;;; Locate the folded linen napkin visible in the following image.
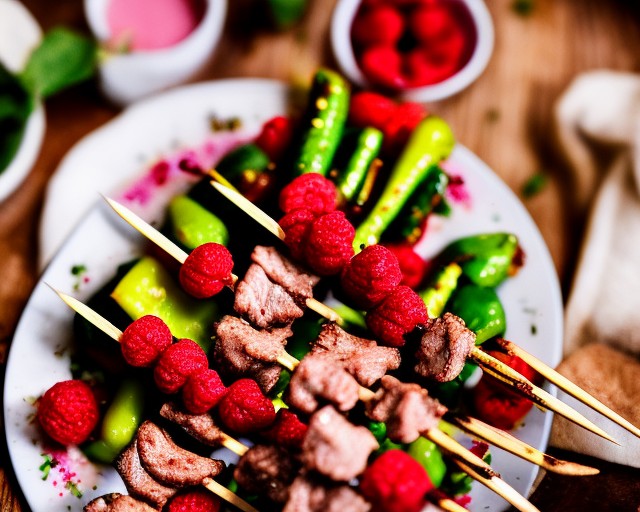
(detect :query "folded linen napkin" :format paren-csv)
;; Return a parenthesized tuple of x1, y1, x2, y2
(550, 70, 640, 465)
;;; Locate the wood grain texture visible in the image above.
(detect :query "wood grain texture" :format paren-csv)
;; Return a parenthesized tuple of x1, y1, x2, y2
(3, 0, 640, 510)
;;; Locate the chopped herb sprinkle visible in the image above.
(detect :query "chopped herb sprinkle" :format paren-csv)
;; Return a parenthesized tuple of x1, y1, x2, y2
(522, 173, 547, 198)
(39, 454, 53, 481)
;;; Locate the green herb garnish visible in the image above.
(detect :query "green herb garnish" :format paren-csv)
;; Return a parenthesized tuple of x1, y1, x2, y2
(522, 172, 547, 198)
(39, 453, 53, 481)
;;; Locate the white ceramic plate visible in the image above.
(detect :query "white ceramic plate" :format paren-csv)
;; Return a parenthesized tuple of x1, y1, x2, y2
(5, 79, 562, 512)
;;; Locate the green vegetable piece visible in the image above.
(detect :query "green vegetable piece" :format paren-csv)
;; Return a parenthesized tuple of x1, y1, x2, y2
(168, 195, 229, 250)
(330, 303, 367, 330)
(111, 256, 217, 351)
(407, 437, 447, 487)
(83, 439, 119, 464)
(336, 127, 383, 202)
(367, 421, 387, 444)
(420, 263, 463, 319)
(447, 284, 506, 344)
(272, 396, 288, 412)
(267, 0, 308, 29)
(432, 361, 479, 407)
(353, 116, 455, 249)
(440, 233, 519, 288)
(216, 143, 270, 184)
(287, 313, 324, 360)
(522, 172, 547, 198)
(102, 378, 145, 454)
(295, 68, 350, 176)
(20, 27, 98, 98)
(0, 63, 33, 174)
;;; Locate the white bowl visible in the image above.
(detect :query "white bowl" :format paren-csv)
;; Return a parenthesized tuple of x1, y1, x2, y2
(84, 0, 227, 106)
(331, 0, 494, 102)
(0, 0, 45, 202)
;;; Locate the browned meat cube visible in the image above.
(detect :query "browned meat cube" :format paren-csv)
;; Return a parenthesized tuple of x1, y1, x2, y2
(234, 263, 304, 328)
(251, 245, 320, 303)
(414, 312, 476, 382)
(288, 353, 360, 414)
(234, 444, 299, 503)
(115, 440, 176, 509)
(213, 315, 292, 393)
(136, 421, 224, 488)
(365, 375, 447, 444)
(283, 476, 371, 512)
(84, 493, 159, 512)
(301, 406, 378, 481)
(160, 402, 226, 447)
(312, 323, 401, 386)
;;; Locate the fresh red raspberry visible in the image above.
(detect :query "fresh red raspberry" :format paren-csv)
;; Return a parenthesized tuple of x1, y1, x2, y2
(37, 380, 99, 446)
(179, 242, 234, 299)
(304, 211, 355, 276)
(182, 368, 227, 414)
(359, 45, 408, 91)
(261, 409, 308, 450)
(351, 5, 405, 47)
(278, 208, 316, 261)
(279, 173, 338, 216)
(168, 488, 221, 512)
(383, 243, 427, 289)
(120, 315, 173, 367)
(366, 285, 428, 347)
(471, 350, 538, 430)
(382, 100, 428, 153)
(348, 91, 397, 131)
(217, 379, 276, 434)
(359, 450, 433, 512)
(255, 116, 293, 162)
(154, 339, 209, 394)
(410, 3, 456, 44)
(340, 244, 402, 309)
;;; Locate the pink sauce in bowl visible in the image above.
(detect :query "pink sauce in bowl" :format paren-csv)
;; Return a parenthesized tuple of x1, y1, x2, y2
(106, 0, 205, 51)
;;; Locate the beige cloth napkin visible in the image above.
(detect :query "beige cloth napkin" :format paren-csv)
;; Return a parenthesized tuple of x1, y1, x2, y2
(550, 70, 640, 466)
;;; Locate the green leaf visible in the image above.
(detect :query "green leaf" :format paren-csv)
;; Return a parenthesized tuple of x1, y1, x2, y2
(522, 172, 547, 198)
(20, 27, 98, 98)
(0, 62, 33, 174)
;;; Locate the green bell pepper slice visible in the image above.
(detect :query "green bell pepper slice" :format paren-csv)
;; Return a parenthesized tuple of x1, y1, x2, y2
(446, 284, 506, 344)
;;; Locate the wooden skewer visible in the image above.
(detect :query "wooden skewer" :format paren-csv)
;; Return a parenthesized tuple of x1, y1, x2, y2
(469, 348, 618, 445)
(54, 289, 467, 512)
(496, 338, 640, 440)
(104, 197, 342, 325)
(208, 180, 623, 445)
(445, 413, 599, 476)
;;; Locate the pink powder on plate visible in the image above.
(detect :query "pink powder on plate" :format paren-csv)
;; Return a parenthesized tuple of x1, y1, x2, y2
(107, 0, 205, 51)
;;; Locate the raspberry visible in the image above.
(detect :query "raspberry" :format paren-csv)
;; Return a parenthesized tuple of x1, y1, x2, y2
(348, 91, 397, 131)
(366, 285, 428, 347)
(340, 244, 402, 309)
(383, 243, 426, 289)
(351, 5, 405, 48)
(182, 368, 227, 414)
(304, 211, 355, 276)
(218, 379, 276, 434)
(120, 315, 173, 367)
(168, 488, 221, 512)
(359, 45, 408, 91)
(359, 450, 433, 512)
(382, 101, 428, 153)
(261, 409, 308, 450)
(154, 339, 209, 394)
(179, 243, 234, 299)
(410, 4, 456, 44)
(279, 173, 338, 216)
(37, 380, 99, 446)
(255, 116, 293, 162)
(279, 208, 316, 261)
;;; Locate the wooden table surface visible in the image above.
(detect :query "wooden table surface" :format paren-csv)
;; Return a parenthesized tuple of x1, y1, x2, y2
(3, 0, 640, 510)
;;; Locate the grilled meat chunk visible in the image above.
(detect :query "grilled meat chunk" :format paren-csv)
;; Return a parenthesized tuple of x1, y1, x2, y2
(84, 493, 158, 512)
(213, 315, 292, 393)
(414, 312, 476, 382)
(288, 353, 360, 414)
(312, 323, 401, 386)
(160, 402, 226, 447)
(283, 476, 371, 512)
(251, 245, 320, 303)
(234, 444, 299, 503)
(301, 406, 378, 481)
(234, 263, 304, 328)
(366, 375, 447, 444)
(115, 440, 176, 509)
(136, 421, 224, 487)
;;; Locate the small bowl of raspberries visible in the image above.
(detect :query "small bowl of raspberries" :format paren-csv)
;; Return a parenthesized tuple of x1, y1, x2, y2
(331, 0, 494, 102)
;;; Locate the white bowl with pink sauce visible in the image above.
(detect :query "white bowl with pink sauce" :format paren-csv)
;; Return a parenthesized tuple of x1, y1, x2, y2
(84, 0, 227, 106)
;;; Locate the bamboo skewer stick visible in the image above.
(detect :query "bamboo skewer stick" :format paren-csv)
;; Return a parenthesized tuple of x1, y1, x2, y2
(54, 289, 469, 512)
(208, 181, 624, 445)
